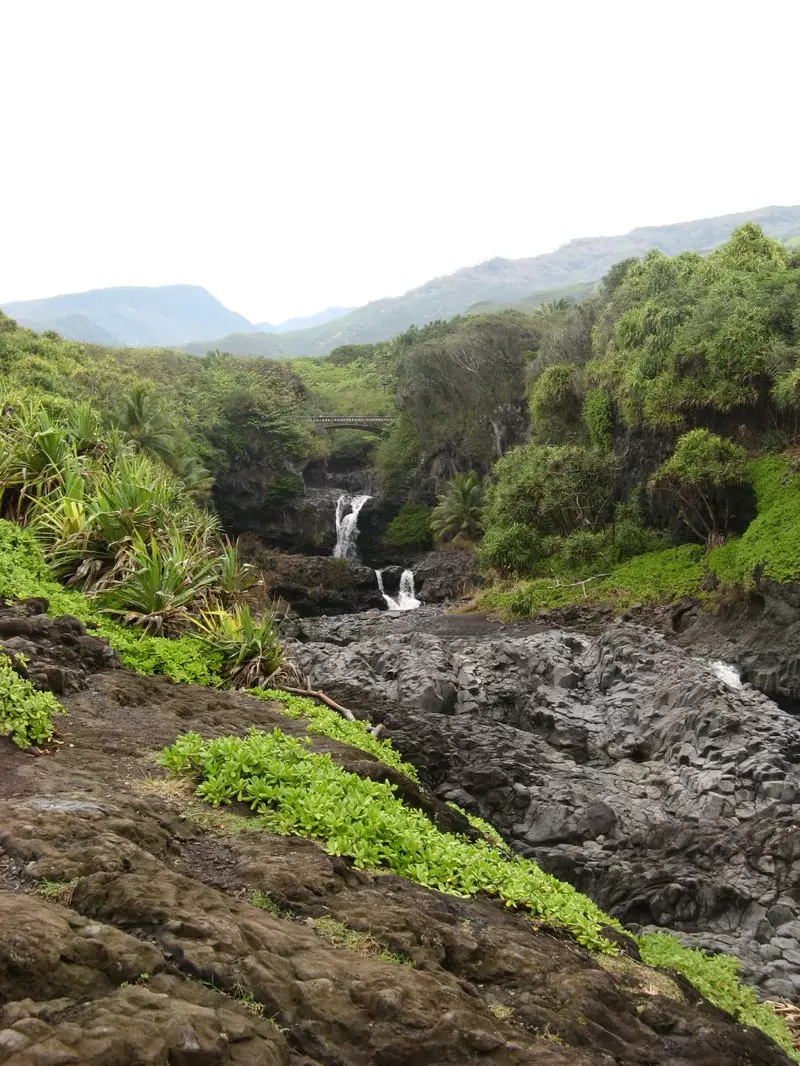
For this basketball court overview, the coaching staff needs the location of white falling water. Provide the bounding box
[333,494,371,560]
[707,659,743,690]
[375,568,421,611]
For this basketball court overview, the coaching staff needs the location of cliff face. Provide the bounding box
[0,600,794,1065]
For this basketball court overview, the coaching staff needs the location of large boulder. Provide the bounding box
[412,549,481,602]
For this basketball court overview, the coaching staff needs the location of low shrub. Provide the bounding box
[477,523,542,577]
[0,653,66,747]
[382,504,432,550]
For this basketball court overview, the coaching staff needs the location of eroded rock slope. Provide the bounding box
[288,615,800,1000]
[0,601,794,1064]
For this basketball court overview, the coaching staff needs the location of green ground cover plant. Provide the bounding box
[158,726,800,1054]
[0,652,66,747]
[251,688,420,782]
[639,933,798,1060]
[159,726,620,952]
[477,544,705,618]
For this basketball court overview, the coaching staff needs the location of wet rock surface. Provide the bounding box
[0,602,794,1063]
[288,616,800,1000]
[672,581,800,714]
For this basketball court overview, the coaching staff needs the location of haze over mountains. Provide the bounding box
[4,205,800,356]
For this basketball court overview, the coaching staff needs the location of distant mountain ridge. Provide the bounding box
[253,307,354,334]
[184,204,800,358]
[1,284,252,347]
[5,206,800,354]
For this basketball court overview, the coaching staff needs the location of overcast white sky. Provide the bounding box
[3,1,799,323]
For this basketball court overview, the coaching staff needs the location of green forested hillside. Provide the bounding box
[360,223,800,615]
[185,205,800,358]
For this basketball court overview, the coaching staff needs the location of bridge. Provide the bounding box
[307,415,394,432]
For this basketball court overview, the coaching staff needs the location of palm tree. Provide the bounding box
[115,385,179,464]
[430,471,484,542]
[533,298,571,317]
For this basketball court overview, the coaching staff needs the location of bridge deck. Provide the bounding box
[307,415,393,428]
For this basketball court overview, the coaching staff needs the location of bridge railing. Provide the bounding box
[306,416,394,429]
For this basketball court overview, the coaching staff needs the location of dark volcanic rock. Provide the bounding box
[0,599,795,1063]
[673,580,800,713]
[240,545,386,616]
[288,620,800,998]
[412,549,481,602]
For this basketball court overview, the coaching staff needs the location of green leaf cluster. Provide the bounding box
[638,933,799,1061]
[251,688,420,782]
[382,504,432,550]
[0,653,66,748]
[159,727,619,952]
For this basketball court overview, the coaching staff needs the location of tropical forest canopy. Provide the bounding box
[3,221,800,627]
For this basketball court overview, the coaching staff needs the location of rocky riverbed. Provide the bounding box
[286,607,800,1002]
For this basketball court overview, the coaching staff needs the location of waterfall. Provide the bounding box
[333,493,371,560]
[707,659,743,690]
[375,568,420,611]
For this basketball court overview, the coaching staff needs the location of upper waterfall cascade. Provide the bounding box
[333,493,371,560]
[375,568,421,611]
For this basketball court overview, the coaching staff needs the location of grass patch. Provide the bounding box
[487,1003,515,1021]
[597,953,683,1002]
[312,916,410,964]
[476,545,705,618]
[708,456,800,585]
[249,889,293,917]
[37,878,78,905]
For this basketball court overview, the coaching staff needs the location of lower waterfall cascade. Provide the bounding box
[375,568,421,611]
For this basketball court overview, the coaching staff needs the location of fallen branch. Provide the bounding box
[280,683,357,722]
[545,573,610,599]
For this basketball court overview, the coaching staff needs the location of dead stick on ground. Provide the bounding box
[281,685,357,722]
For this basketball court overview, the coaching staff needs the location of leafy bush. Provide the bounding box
[0,653,66,747]
[430,472,484,542]
[477,523,542,576]
[484,444,615,537]
[583,388,614,451]
[529,363,583,442]
[160,727,619,952]
[649,430,751,542]
[590,225,798,431]
[382,504,432,550]
[638,933,798,1061]
[374,414,421,494]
